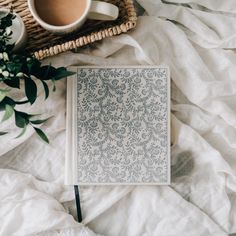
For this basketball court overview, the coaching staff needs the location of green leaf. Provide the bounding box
[4,78,20,88]
[2,104,14,122]
[0,132,8,136]
[30,117,51,125]
[6,43,15,52]
[27,58,41,74]
[0,88,10,102]
[14,110,35,119]
[0,103,5,112]
[41,80,49,99]
[7,62,22,74]
[15,110,27,128]
[15,125,27,138]
[33,65,56,80]
[53,67,75,80]
[42,64,52,79]
[24,77,37,104]
[34,127,49,143]
[4,97,15,106]
[52,82,56,92]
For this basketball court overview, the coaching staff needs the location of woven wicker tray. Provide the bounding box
[0,0,137,60]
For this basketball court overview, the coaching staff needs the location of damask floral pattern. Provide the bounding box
[76,67,169,184]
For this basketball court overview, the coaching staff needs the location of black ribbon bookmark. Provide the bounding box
[74,185,82,222]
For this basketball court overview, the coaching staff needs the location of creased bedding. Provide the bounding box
[1,0,236,235]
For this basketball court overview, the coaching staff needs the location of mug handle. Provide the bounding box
[88,1,119,21]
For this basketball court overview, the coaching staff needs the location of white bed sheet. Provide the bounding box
[1,0,236,235]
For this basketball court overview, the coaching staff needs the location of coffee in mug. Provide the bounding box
[35,0,87,26]
[28,0,119,35]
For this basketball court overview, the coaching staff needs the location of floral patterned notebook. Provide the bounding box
[66,66,170,185]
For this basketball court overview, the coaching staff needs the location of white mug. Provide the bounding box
[28,0,119,35]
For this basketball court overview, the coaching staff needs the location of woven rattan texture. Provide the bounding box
[0,0,137,59]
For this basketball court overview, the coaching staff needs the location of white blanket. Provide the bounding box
[1,0,236,235]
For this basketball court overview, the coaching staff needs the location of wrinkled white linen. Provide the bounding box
[1,0,236,235]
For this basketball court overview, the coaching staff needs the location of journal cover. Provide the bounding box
[66,66,170,185]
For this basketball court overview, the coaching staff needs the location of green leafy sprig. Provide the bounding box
[0,11,75,142]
